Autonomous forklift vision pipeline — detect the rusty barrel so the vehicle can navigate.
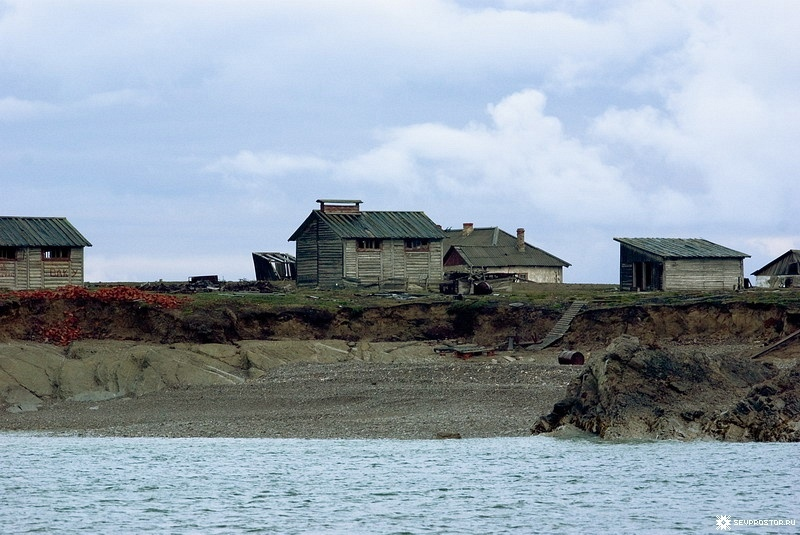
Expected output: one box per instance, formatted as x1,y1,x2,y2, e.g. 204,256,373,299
558,350,585,365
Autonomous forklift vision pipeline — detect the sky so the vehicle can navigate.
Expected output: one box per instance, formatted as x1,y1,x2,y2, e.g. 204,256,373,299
2,0,798,284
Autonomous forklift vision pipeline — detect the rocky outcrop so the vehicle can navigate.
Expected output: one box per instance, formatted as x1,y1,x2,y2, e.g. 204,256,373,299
532,335,800,442
0,339,441,412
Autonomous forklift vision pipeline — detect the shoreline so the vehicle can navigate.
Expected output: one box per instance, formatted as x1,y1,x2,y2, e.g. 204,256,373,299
0,355,581,439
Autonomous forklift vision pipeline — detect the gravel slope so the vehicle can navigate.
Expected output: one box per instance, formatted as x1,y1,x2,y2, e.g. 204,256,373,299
0,352,581,439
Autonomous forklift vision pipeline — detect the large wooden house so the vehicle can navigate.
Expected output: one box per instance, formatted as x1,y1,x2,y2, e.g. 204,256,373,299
614,237,749,291
751,249,800,288
443,223,570,283
288,200,445,289
0,217,92,290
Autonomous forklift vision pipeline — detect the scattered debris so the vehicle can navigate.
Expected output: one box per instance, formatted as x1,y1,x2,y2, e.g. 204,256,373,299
434,343,495,359
136,280,278,294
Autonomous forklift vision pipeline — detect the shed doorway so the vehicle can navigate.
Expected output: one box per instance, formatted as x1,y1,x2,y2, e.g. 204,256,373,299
633,261,657,291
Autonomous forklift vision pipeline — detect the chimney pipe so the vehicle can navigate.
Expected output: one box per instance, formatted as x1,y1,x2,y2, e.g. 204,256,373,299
317,199,362,214
462,223,474,236
516,228,525,252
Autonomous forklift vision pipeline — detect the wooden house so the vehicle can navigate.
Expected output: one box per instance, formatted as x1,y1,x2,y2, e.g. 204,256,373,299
0,217,92,290
751,250,800,288
614,237,749,291
288,200,445,289
443,223,570,283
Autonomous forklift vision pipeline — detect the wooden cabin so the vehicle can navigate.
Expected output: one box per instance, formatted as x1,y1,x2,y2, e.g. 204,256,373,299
614,237,749,291
443,224,570,283
288,200,445,289
751,250,800,288
0,217,92,290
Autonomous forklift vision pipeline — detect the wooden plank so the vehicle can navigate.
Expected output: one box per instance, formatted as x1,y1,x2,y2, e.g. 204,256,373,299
751,329,800,359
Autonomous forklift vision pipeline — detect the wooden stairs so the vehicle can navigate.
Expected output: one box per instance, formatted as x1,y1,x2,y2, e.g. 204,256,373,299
526,300,587,351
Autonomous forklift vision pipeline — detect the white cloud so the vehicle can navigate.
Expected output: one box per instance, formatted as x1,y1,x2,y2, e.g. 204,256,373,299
79,89,158,109
205,151,333,178
2,1,799,283
0,96,58,121
210,89,641,224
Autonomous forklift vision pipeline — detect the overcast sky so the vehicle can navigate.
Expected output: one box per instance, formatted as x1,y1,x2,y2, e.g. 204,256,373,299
2,1,797,284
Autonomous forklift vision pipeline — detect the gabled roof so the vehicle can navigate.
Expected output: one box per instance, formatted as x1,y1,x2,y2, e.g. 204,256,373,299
0,217,92,247
443,227,570,268
613,238,748,259
289,210,445,241
751,250,800,276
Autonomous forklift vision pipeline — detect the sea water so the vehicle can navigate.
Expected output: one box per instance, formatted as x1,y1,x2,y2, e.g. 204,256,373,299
1,434,797,534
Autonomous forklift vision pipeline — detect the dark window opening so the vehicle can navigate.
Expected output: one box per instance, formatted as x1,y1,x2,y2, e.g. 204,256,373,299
404,238,430,252
0,247,17,260
42,247,71,260
356,239,382,251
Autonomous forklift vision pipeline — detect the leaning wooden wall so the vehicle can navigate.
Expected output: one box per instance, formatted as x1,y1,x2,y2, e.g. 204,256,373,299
295,219,345,287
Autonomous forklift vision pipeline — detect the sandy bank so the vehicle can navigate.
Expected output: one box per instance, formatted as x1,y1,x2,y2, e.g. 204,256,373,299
0,341,581,439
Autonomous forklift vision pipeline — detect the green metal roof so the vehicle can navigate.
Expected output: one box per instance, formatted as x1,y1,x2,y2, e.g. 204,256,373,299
443,227,570,267
0,217,92,247
613,238,748,259
289,210,445,241
447,245,569,268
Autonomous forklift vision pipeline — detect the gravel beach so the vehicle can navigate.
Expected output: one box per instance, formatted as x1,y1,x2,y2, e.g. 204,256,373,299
0,351,581,439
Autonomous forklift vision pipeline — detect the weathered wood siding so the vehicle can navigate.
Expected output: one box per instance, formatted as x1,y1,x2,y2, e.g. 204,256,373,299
295,219,344,287
663,258,744,291
619,245,663,290
343,239,443,287
294,213,444,288
0,247,86,290
401,241,444,287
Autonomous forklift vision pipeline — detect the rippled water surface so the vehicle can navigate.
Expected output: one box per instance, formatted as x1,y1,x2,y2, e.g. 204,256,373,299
1,434,798,534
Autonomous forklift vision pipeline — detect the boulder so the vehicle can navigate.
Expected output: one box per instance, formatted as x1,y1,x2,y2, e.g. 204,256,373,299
532,335,798,441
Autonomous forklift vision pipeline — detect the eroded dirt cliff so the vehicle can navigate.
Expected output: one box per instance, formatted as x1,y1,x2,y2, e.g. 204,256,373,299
1,292,799,350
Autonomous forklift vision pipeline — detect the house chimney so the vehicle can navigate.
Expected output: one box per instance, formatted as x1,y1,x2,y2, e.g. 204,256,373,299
516,228,525,252
317,199,362,214
462,223,474,236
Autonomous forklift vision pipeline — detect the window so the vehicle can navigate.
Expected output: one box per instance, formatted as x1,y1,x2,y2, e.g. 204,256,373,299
0,247,17,260
356,238,382,251
42,247,71,260
404,239,430,252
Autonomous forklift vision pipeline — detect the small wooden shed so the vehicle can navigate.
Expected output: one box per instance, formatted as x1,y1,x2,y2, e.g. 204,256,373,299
443,224,570,283
288,200,445,289
751,250,800,288
614,237,749,291
0,217,92,290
